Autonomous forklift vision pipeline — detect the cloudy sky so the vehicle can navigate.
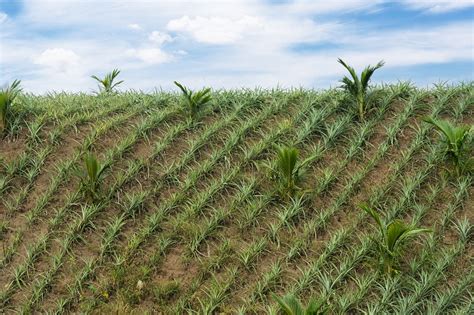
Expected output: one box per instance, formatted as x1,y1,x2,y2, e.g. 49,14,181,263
0,0,473,93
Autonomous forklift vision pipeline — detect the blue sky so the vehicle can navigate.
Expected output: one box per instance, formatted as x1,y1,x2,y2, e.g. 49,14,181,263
0,0,473,93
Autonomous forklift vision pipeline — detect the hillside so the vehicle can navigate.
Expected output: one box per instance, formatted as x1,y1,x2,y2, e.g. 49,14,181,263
0,83,473,314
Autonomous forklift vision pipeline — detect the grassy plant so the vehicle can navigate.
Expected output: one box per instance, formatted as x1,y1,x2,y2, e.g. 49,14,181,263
361,205,431,275
77,152,108,201
0,220,7,240
0,80,21,133
423,117,473,175
272,293,327,315
264,145,311,198
338,59,384,120
91,69,123,93
197,268,237,313
153,280,180,303
121,190,147,218
248,261,282,303
239,238,267,269
174,81,212,120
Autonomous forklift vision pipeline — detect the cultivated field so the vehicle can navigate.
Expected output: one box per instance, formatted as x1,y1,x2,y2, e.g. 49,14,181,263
0,83,472,314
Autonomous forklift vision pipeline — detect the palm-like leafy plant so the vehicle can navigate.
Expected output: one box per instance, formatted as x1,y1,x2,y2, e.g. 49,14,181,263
91,69,123,93
423,117,473,176
361,205,431,275
338,58,384,121
265,146,311,198
174,81,212,120
0,80,21,133
276,146,299,196
272,293,327,315
78,152,108,201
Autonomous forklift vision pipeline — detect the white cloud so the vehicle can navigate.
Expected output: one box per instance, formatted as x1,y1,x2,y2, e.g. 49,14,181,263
25,47,90,93
167,15,263,44
33,48,81,72
148,31,173,45
401,0,474,13
0,12,7,24
19,0,262,29
126,48,172,64
1,0,472,93
334,21,473,66
280,0,386,15
128,23,142,31
173,20,473,89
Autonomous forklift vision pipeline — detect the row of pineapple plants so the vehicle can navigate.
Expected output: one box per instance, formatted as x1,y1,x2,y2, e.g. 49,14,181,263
195,87,425,313
0,97,177,272
330,94,473,313
2,89,258,309
100,82,404,312
0,101,182,306
0,60,471,312
46,90,317,313
12,89,296,314
185,83,470,312
268,87,472,314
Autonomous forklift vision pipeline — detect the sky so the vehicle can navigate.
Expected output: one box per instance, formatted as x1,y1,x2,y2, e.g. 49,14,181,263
0,0,473,94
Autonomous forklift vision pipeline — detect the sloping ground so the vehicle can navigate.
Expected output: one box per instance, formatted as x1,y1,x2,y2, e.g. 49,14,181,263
0,84,472,314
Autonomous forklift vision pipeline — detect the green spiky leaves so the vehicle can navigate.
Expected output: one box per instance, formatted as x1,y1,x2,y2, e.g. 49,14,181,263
91,69,123,94
78,152,108,202
276,146,299,194
174,81,212,121
361,205,431,275
423,117,473,176
264,145,312,199
338,59,384,121
0,80,22,133
272,293,327,315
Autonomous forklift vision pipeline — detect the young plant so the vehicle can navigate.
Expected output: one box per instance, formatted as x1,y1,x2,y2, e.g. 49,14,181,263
0,80,21,133
174,81,212,120
91,69,123,93
423,117,473,176
272,293,327,315
338,58,384,120
361,205,431,275
265,146,311,198
78,152,107,201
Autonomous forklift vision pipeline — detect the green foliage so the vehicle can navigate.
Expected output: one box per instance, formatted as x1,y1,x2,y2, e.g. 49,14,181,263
0,80,22,133
1,85,472,313
78,152,107,201
338,58,384,120
361,205,431,275
264,146,311,198
153,280,180,303
174,81,212,120
276,146,299,194
272,293,327,315
423,117,473,176
91,69,123,93
0,220,7,240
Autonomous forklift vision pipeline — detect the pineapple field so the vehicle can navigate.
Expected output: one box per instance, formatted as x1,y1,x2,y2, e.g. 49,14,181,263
0,77,473,313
